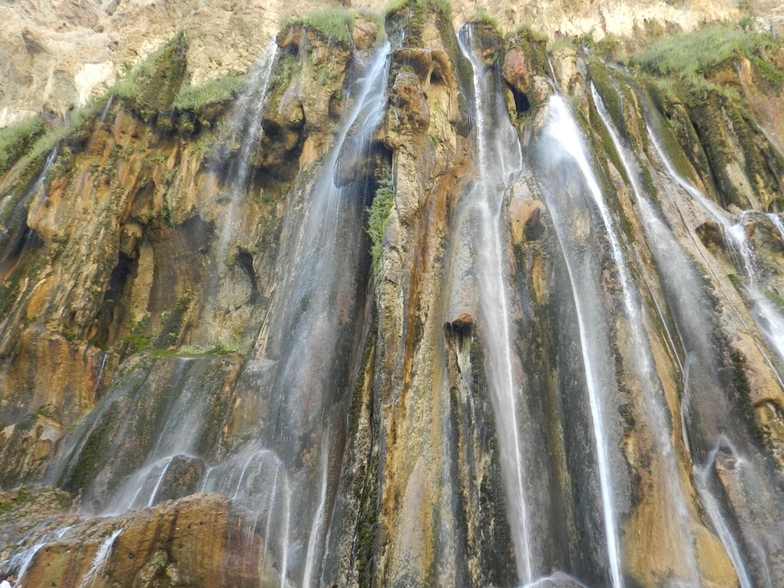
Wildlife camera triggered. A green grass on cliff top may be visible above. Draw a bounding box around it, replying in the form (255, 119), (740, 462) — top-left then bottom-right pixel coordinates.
(174, 74), (247, 111)
(385, 0), (453, 18)
(633, 24), (779, 76)
(284, 8), (355, 44)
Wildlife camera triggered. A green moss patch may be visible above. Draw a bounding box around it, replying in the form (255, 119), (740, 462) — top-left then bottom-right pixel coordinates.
(366, 172), (395, 280)
(113, 31), (189, 121)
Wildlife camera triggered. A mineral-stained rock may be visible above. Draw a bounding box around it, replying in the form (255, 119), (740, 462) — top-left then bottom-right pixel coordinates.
(0, 412), (65, 489)
(2, 4), (784, 588)
(17, 493), (278, 588)
(390, 71), (430, 134)
(503, 46), (531, 94)
(151, 455), (206, 506)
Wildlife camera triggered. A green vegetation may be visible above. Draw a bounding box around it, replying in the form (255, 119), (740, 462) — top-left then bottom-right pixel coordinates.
(385, 0), (453, 18)
(508, 22), (549, 44)
(62, 409), (118, 494)
(366, 172), (395, 279)
(1, 98), (105, 197)
(112, 30), (189, 120)
(122, 314), (153, 353)
(151, 340), (246, 358)
(632, 24), (778, 78)
(473, 11), (500, 31)
(358, 9), (385, 30)
(0, 487), (32, 513)
(174, 73), (247, 111)
(284, 8), (355, 44)
(268, 54), (300, 97)
(0, 115), (46, 176)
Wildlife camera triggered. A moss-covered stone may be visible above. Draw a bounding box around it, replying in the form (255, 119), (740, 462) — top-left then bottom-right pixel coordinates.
(115, 31), (189, 123)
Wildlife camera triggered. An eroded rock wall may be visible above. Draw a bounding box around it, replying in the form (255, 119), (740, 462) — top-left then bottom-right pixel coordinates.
(2, 2), (784, 587)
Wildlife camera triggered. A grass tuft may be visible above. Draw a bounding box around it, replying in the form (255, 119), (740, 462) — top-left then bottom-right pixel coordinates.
(473, 11), (500, 32)
(385, 0), (453, 19)
(0, 116), (46, 176)
(284, 9), (355, 44)
(367, 172), (395, 280)
(632, 24), (778, 77)
(174, 74), (247, 111)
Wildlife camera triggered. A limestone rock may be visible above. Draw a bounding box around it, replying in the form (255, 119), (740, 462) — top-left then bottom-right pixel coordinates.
(503, 46), (532, 95)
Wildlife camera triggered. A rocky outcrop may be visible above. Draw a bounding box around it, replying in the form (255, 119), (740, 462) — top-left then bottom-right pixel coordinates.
(2, 0), (775, 130)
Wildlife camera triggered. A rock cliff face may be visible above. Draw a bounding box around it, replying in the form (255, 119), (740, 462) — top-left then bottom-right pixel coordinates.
(6, 0), (781, 129)
(2, 0), (784, 587)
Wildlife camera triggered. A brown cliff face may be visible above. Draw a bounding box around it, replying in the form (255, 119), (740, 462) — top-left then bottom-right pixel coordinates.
(2, 1), (784, 587)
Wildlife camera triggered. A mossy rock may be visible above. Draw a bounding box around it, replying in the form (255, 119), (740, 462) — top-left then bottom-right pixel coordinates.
(115, 31), (189, 123)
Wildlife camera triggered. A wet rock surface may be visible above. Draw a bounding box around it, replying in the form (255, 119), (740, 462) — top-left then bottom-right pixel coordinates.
(1, 3), (784, 588)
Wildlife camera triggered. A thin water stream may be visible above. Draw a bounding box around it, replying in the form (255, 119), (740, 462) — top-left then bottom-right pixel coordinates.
(457, 26), (533, 583)
(536, 94), (623, 588)
(216, 41), (277, 266)
(77, 528), (122, 588)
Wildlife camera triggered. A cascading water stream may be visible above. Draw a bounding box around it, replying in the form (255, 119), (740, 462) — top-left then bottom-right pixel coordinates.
(0, 146), (58, 269)
(693, 438), (754, 588)
(77, 528), (122, 588)
(767, 212), (784, 240)
(0, 525), (73, 583)
(86, 94), (115, 149)
(215, 40), (277, 268)
(244, 41), (390, 585)
(302, 439), (330, 588)
(646, 129), (784, 372)
(536, 94), (624, 588)
(644, 116), (767, 587)
(457, 26), (533, 583)
(591, 84), (701, 584)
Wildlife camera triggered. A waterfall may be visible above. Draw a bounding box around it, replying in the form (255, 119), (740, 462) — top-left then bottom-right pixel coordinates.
(215, 40), (277, 267)
(0, 525), (72, 583)
(243, 40), (391, 585)
(87, 94), (114, 149)
(766, 213), (784, 240)
(0, 146), (58, 270)
(591, 83), (701, 584)
(693, 438), (754, 588)
(644, 111), (774, 587)
(457, 26), (534, 583)
(535, 94), (624, 588)
(646, 126), (784, 374)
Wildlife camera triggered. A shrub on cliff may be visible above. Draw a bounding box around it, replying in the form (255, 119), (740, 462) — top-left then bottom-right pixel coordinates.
(113, 31), (189, 121)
